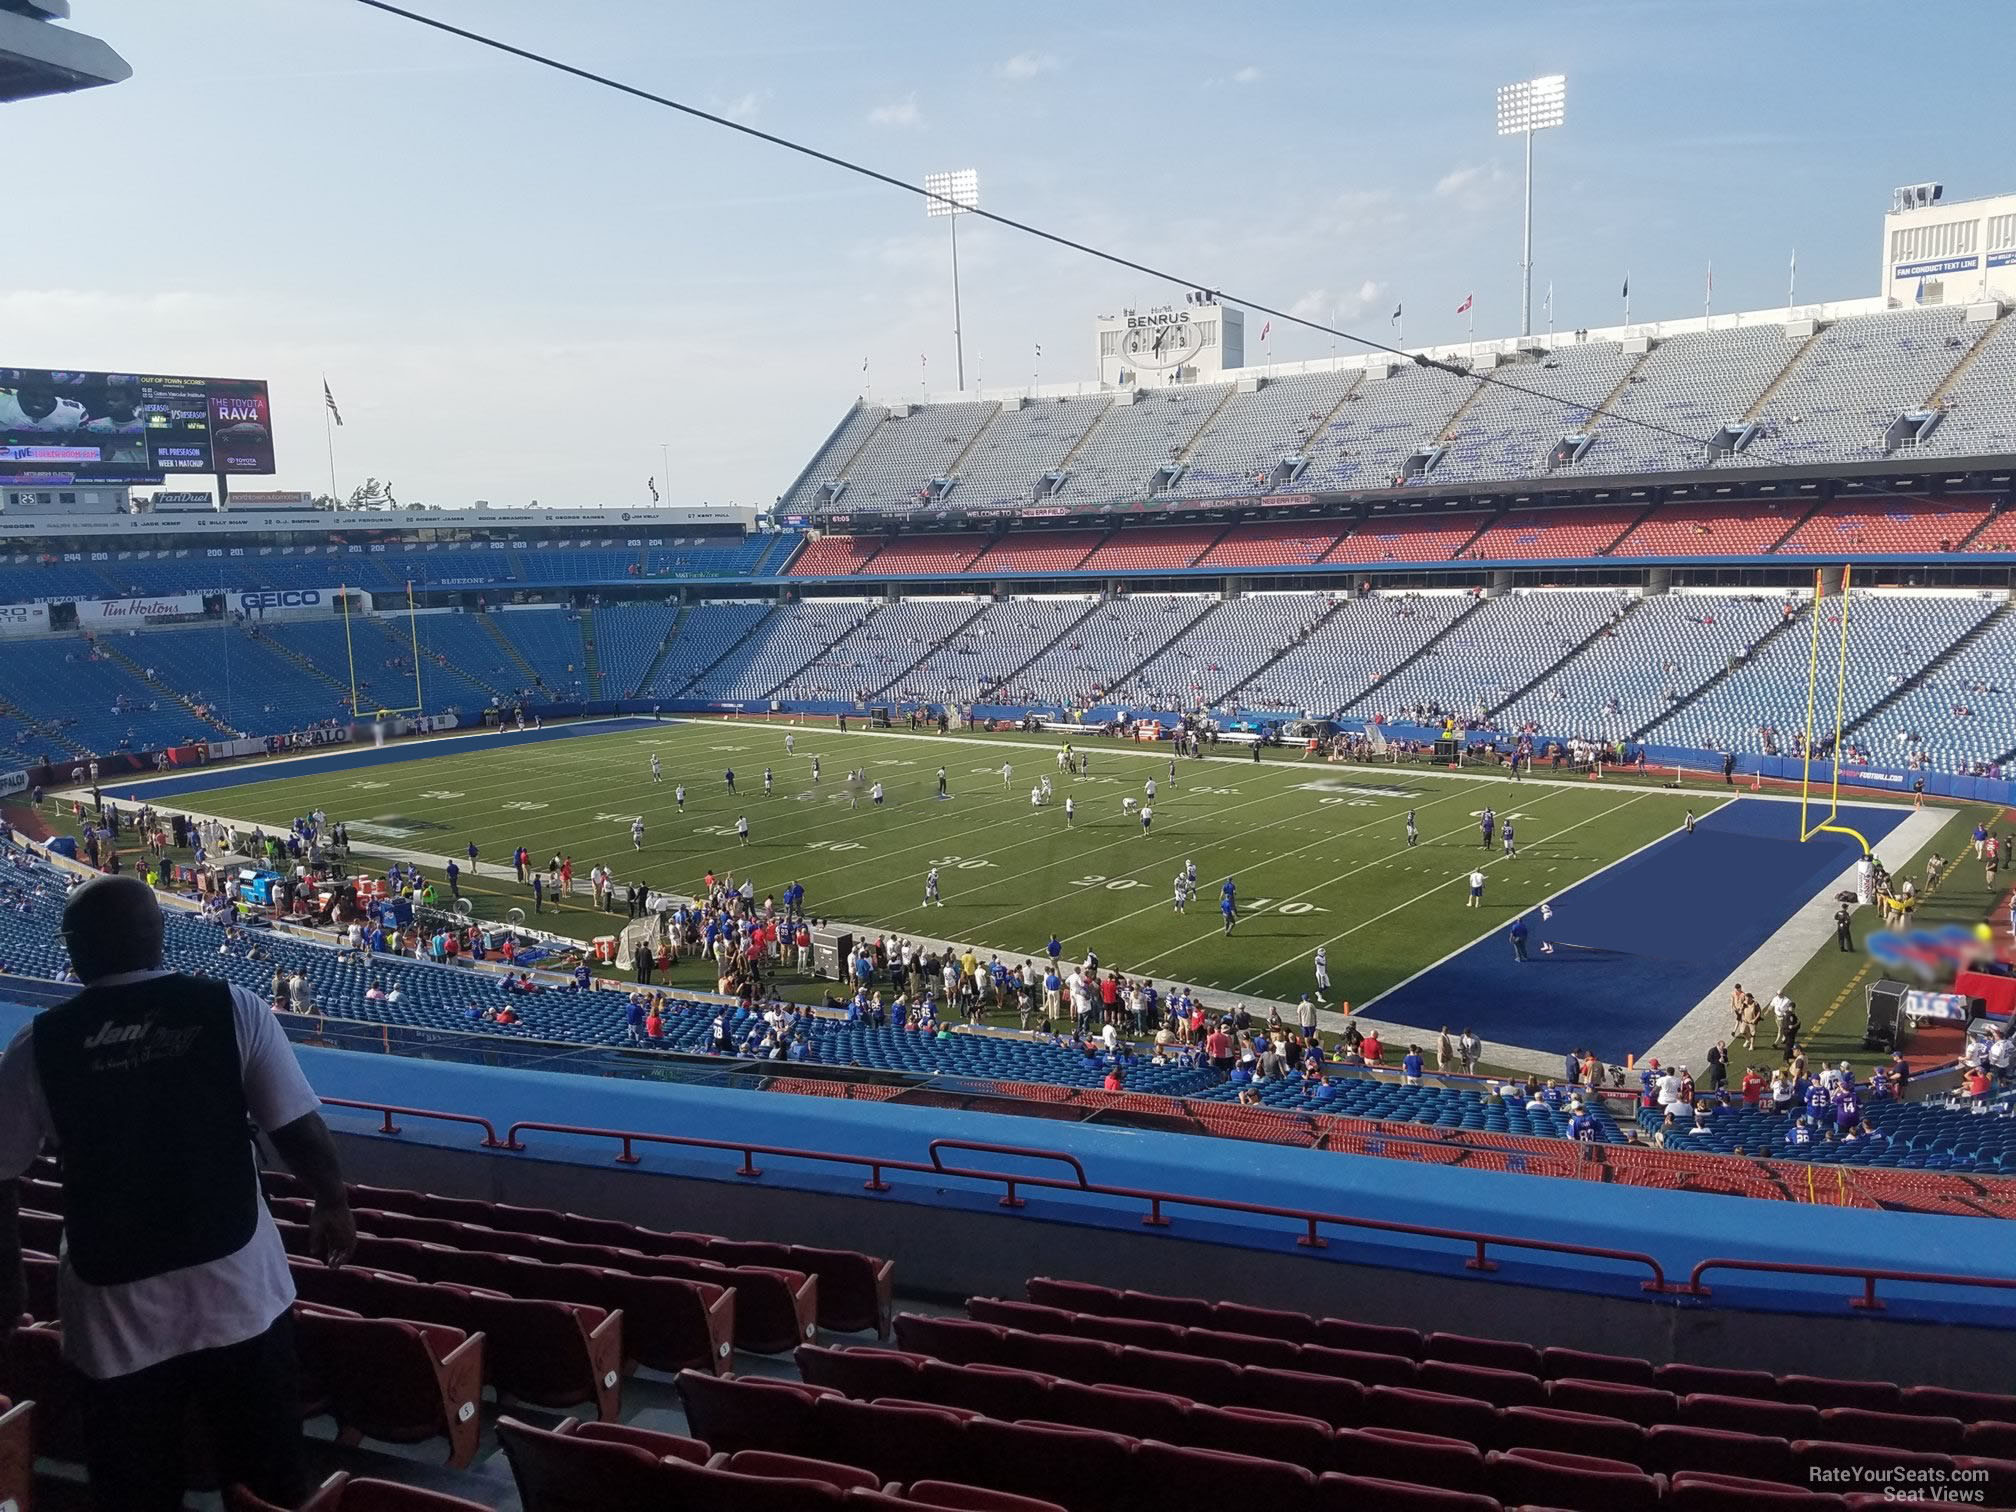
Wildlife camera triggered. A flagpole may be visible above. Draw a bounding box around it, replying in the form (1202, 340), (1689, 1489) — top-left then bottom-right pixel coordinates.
(1704, 260), (1713, 323)
(1788, 249), (1797, 314)
(1623, 272), (1630, 329)
(322, 376), (339, 507)
(1545, 281), (1554, 344)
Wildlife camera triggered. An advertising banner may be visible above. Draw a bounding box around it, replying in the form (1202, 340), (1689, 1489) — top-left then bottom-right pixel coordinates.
(76, 593), (207, 623)
(0, 602), (49, 638)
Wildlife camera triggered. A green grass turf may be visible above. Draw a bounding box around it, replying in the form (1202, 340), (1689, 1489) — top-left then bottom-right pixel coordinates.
(118, 719), (1723, 1032)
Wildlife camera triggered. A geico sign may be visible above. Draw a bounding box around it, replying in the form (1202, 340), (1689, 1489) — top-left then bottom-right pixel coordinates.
(239, 590), (323, 610)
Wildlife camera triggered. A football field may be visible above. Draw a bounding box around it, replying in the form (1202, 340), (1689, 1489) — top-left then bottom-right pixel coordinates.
(120, 719), (1744, 1040)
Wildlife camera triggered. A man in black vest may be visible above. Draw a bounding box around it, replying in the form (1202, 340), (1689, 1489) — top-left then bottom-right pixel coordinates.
(0, 874), (355, 1511)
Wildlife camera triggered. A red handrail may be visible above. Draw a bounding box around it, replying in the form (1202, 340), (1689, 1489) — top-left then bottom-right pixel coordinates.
(499, 1119), (1674, 1291)
(320, 1096), (505, 1148)
(1684, 1257), (2016, 1312)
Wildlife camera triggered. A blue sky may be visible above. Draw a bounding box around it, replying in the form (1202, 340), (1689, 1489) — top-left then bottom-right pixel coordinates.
(11, 0), (2010, 510)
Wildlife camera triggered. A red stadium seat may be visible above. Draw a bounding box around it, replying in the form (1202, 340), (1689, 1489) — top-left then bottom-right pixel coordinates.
(496, 1416), (692, 1511)
(1362, 1386), (1498, 1447)
(1665, 1470), (1850, 1510)
(1680, 1392), (1821, 1440)
(1111, 1344), (1240, 1402)
(1134, 1440), (1314, 1504)
(1903, 1385), (2016, 1424)
(1301, 1343), (1421, 1389)
(893, 1314), (1007, 1366)
(810, 1397), (967, 1485)
(1426, 1332), (1543, 1377)
(1215, 1301), (1317, 1343)
(1048, 1379), (1192, 1442)
(1183, 1403), (1332, 1463)
(1499, 1405), (1647, 1465)
(1544, 1377), (1675, 1425)
(1819, 1406), (1964, 1454)
(1642, 1423), (1796, 1483)
(1330, 1426), (1490, 1494)
(0, 1323), (82, 1460)
(677, 1370), (832, 1456)
(709, 1450), (887, 1493)
(1024, 1277), (1121, 1314)
(1238, 1365), (1369, 1426)
(1487, 1446), (1665, 1512)
(1182, 1325), (1300, 1369)
(796, 1344), (926, 1402)
(292, 1309), (484, 1469)
(1538, 1349), (1655, 1387)
(567, 1419), (710, 1463)
(1793, 1438), (1953, 1488)
(1655, 1363), (1780, 1400)
(962, 1419), (1133, 1508)
(1780, 1376), (1902, 1413)
(1417, 1360), (1547, 1409)
(966, 1299), (1074, 1334)
(927, 1360), (1052, 1423)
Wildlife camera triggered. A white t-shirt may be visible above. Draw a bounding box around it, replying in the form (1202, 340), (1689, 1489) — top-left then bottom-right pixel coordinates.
(0, 971), (320, 1379)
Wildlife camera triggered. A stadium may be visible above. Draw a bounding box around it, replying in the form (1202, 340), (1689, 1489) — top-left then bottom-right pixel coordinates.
(3, 3), (2016, 1509)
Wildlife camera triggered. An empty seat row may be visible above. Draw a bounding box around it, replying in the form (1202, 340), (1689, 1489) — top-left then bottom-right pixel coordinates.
(261, 1167), (893, 1336)
(1018, 1277), (2016, 1423)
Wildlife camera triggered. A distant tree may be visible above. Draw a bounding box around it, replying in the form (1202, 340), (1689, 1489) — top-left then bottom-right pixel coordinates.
(346, 477), (390, 510)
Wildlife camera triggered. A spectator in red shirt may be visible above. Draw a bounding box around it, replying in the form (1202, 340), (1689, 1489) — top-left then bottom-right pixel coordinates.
(1361, 1029), (1384, 1065)
(1204, 1026), (1233, 1072)
(645, 1007), (664, 1040)
(1741, 1067), (1765, 1105)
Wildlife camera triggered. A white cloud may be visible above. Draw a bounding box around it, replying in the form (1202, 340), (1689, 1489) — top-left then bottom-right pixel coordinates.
(1288, 279), (1386, 324)
(867, 95), (922, 129)
(998, 51), (1060, 81)
(714, 89), (767, 121)
(1434, 165), (1485, 198)
(1232, 65), (1263, 84)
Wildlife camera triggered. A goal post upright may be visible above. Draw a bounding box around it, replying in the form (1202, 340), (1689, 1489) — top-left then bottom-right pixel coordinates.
(406, 579), (424, 719)
(1798, 563), (1871, 857)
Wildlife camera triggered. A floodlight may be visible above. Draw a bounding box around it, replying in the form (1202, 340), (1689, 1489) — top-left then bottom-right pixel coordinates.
(924, 168), (979, 218)
(1495, 74), (1566, 136)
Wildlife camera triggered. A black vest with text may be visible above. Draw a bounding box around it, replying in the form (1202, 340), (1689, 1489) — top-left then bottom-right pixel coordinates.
(32, 974), (259, 1286)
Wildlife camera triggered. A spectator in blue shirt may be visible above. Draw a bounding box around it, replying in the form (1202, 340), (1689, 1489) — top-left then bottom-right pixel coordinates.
(1566, 1104), (1599, 1142)
(1401, 1046), (1424, 1084)
(1509, 918), (1529, 962)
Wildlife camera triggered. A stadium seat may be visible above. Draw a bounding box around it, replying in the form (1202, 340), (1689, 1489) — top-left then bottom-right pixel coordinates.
(1681, 1392), (1823, 1440)
(1487, 1446), (1665, 1512)
(1664, 1470), (1851, 1510)
(1642, 1423), (1796, 1483)
(494, 1415), (693, 1511)
(903, 1482), (1067, 1512)
(1329, 1426), (1490, 1494)
(1309, 1472), (1502, 1511)
(707, 1450), (888, 1493)
(677, 1371), (834, 1456)
(1499, 1405), (1648, 1464)
(1544, 1377), (1675, 1425)
(291, 1307), (484, 1468)
(0, 1396), (29, 1512)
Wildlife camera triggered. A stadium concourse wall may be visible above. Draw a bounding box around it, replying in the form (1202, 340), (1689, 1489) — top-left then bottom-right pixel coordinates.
(0, 996), (2006, 1384)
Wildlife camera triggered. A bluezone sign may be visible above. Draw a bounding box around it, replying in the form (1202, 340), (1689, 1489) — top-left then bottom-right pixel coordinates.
(236, 588), (335, 617)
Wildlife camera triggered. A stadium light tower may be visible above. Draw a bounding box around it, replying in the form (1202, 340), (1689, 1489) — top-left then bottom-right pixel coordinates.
(1495, 73), (1565, 340)
(925, 168), (979, 391)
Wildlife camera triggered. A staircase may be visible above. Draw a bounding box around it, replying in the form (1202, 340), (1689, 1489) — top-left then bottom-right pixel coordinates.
(1094, 599), (1221, 705)
(476, 613), (542, 688)
(0, 693), (90, 759)
(761, 605), (886, 700)
(1954, 504), (2010, 554)
(93, 639), (233, 735)
(630, 605), (692, 699)
(970, 600), (1103, 702)
(1762, 497), (1827, 553)
(1843, 599), (2014, 744)
(1633, 608), (1810, 742)
(1923, 316), (2007, 408)
(1739, 327), (1825, 425)
(1598, 502), (1659, 557)
(356, 615), (511, 702)
(1338, 596), (1490, 713)
(668, 606), (776, 698)
(1486, 596), (1641, 719)
(579, 608), (603, 698)
(870, 601), (992, 699)
(244, 629), (354, 713)
(1215, 598), (1353, 705)
(1575, 347), (1658, 454)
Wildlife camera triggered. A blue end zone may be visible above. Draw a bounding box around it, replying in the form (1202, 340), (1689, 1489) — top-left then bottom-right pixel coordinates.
(99, 717), (664, 804)
(1366, 799), (1910, 1064)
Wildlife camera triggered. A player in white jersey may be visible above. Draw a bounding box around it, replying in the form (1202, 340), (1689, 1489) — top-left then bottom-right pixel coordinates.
(631, 818), (645, 849)
(736, 815), (750, 846)
(763, 767), (773, 794)
(674, 784), (686, 812)
(923, 867), (943, 907)
(1140, 805), (1154, 835)
(1031, 784), (1044, 808)
(936, 766), (948, 798)
(1405, 810), (1419, 847)
(1145, 778), (1157, 801)
(1314, 944), (1330, 1003)
(1001, 762), (1013, 789)
(786, 733), (796, 755)
(650, 753), (662, 783)
(1185, 858), (1198, 888)
(871, 781), (884, 806)
(811, 756), (820, 783)
(1173, 874), (1189, 912)
(1064, 796), (1076, 825)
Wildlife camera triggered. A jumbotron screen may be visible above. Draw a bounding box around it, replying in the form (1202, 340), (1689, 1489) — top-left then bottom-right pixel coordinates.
(0, 366), (275, 483)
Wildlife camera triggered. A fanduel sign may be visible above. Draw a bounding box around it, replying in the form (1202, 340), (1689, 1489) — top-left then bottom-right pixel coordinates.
(237, 588), (331, 615)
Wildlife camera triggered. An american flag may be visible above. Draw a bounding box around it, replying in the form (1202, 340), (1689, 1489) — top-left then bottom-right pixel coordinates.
(323, 380), (343, 427)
